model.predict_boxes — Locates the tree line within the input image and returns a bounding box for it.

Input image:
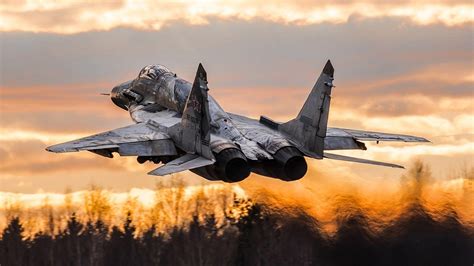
[1,199,473,266]
[1,162,473,265]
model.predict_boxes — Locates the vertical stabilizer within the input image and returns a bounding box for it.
[280,60,334,158]
[170,63,214,160]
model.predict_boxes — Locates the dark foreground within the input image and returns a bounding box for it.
[1,200,473,266]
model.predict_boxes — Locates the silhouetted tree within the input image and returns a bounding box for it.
[235,203,271,266]
[330,210,378,266]
[268,210,327,266]
[1,217,27,266]
[139,224,164,266]
[381,204,474,266]
[105,212,139,266]
[28,231,55,266]
[160,226,187,266]
[80,219,108,266]
[60,213,84,266]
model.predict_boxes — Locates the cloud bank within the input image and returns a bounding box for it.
[1,0,473,33]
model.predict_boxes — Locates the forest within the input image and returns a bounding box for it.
[0,162,473,266]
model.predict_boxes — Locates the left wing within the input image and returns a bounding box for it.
[46,120,177,157]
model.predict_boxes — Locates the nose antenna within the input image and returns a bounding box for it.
[100,93,110,96]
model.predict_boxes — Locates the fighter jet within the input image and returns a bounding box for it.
[46,61,429,182]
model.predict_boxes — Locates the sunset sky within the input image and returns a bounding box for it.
[0,0,473,193]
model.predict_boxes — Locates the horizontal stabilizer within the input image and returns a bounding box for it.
[148,154,214,176]
[323,152,404,169]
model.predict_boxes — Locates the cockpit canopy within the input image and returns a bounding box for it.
[138,65,172,80]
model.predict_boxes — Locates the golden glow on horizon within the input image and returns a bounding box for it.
[0,184,246,209]
[1,168,472,237]
[275,176,473,235]
[0,1,473,33]
[0,183,247,235]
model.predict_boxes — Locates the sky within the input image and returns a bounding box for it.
[0,0,473,194]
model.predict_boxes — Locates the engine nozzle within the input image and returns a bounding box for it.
[215,148,250,182]
[273,146,307,181]
[249,146,307,181]
[191,147,250,183]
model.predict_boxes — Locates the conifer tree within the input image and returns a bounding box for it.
[1,217,27,266]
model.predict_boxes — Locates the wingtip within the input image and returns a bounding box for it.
[380,162,405,169]
[323,59,334,77]
[45,145,57,152]
[45,144,73,153]
[411,137,430,143]
[147,165,168,176]
[147,169,163,176]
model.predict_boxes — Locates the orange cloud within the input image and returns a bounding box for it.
[0,1,472,33]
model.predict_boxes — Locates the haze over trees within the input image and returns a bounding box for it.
[1,162,473,266]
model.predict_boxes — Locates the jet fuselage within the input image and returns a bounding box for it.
[110,65,305,181]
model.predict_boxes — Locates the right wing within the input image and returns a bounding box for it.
[324,127,430,151]
[46,120,177,157]
[328,128,430,143]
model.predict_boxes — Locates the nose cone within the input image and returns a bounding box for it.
[111,80,133,110]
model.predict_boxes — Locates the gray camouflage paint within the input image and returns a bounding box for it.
[46,61,429,181]
[126,64,273,161]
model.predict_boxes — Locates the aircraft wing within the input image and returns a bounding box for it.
[45,120,177,157]
[327,128,430,143]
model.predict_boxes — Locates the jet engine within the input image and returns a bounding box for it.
[251,139,307,181]
[272,146,307,181]
[192,140,250,182]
